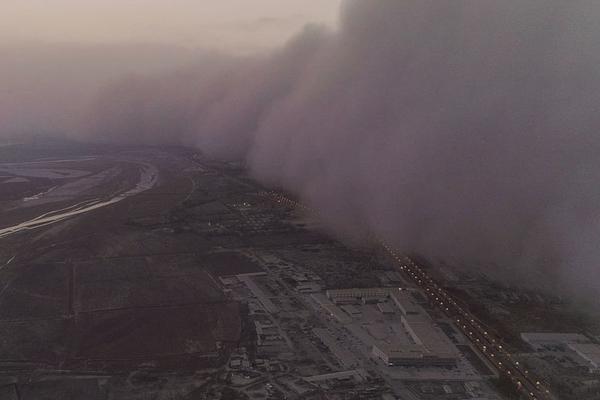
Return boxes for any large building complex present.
[370,310,460,367]
[322,287,460,368]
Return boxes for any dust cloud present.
[4,1,600,301]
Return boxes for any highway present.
[382,244,554,400]
[263,190,555,400]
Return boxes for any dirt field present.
[0,145,244,375]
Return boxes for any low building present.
[371,343,456,367]
[520,332,590,351]
[326,288,402,305]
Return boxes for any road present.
[382,244,554,400]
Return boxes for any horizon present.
[0,0,341,53]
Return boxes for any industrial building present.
[325,287,422,306]
[370,315,459,367]
[372,343,426,366]
[371,343,456,367]
[319,288,460,368]
[326,287,400,304]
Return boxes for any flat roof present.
[402,315,460,358]
[569,343,600,367]
[521,332,590,345]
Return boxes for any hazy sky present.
[0,0,341,52]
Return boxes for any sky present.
[0,0,341,52]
